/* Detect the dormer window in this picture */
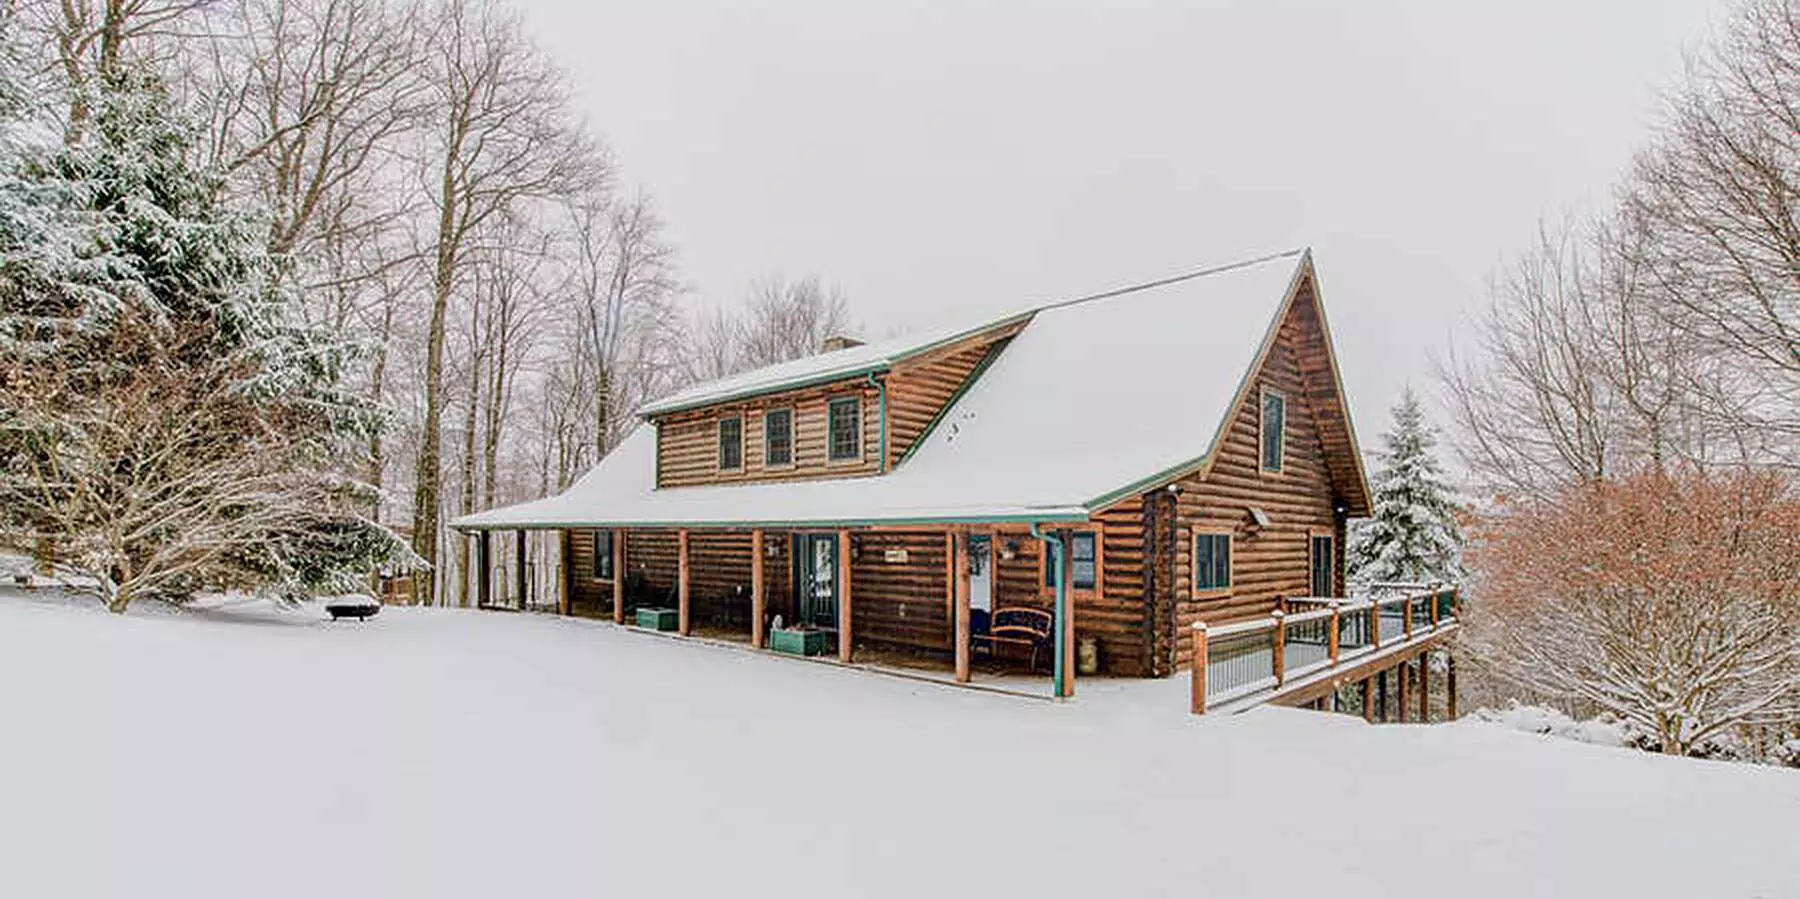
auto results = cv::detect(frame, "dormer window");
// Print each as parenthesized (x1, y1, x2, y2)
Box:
(827, 396, 861, 462)
(763, 408, 793, 468)
(1260, 389, 1285, 473)
(718, 416, 743, 471)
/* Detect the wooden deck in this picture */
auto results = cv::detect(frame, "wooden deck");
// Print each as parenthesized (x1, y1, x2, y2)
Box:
(1190, 586, 1460, 717)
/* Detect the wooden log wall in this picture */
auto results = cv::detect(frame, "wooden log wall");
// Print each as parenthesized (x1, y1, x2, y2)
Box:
(1166, 281, 1348, 671)
(566, 529, 793, 628)
(653, 377, 882, 488)
(884, 339, 1001, 467)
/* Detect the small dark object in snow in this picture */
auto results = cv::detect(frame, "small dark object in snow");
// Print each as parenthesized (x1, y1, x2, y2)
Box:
(325, 599, 380, 621)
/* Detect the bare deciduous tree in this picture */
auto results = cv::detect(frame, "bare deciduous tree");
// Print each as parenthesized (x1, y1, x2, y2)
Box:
(1465, 468, 1800, 756)
(738, 274, 853, 369)
(409, 0, 596, 605)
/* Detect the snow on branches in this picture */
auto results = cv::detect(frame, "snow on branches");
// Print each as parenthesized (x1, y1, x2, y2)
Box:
(1465, 468, 1800, 756)
(1349, 388, 1463, 584)
(0, 57, 417, 611)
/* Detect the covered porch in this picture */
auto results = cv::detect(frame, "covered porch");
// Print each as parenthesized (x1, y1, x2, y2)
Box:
(458, 522, 1107, 699)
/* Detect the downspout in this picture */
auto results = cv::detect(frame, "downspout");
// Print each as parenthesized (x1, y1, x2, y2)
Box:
(866, 372, 889, 472)
(1029, 523, 1069, 699)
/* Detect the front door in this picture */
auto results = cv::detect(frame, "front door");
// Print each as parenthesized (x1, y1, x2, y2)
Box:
(794, 534, 839, 628)
(968, 535, 994, 612)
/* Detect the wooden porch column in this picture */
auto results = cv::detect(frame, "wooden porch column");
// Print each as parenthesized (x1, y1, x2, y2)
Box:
(1396, 658, 1411, 723)
(944, 532, 957, 651)
(837, 529, 853, 663)
(515, 530, 528, 610)
(1190, 621, 1209, 715)
(558, 531, 571, 616)
(476, 531, 492, 609)
(677, 529, 691, 636)
(612, 529, 625, 624)
(1418, 651, 1432, 722)
(1446, 652, 1459, 720)
(953, 530, 971, 683)
(751, 529, 766, 649)
(1361, 677, 1374, 723)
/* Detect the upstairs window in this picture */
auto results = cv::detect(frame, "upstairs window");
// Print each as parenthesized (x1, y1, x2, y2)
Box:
(1043, 531, 1097, 590)
(763, 408, 794, 467)
(1193, 531, 1232, 595)
(593, 531, 614, 581)
(718, 416, 743, 471)
(1260, 389, 1286, 473)
(827, 396, 861, 462)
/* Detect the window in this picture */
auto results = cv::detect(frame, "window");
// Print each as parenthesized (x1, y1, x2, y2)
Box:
(1260, 390, 1286, 473)
(827, 396, 861, 462)
(1310, 533, 1334, 598)
(1193, 532, 1231, 594)
(718, 416, 743, 471)
(1043, 531, 1097, 590)
(593, 531, 614, 581)
(763, 408, 793, 467)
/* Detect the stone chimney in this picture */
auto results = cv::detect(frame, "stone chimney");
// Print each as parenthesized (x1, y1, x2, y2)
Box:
(820, 335, 864, 353)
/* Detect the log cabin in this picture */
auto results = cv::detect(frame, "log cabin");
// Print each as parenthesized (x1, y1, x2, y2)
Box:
(454, 249, 1461, 715)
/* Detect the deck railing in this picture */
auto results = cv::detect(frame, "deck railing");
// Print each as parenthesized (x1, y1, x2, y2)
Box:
(1190, 585, 1459, 715)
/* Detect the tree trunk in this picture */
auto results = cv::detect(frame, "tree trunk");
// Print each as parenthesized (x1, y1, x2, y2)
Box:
(594, 363, 612, 460)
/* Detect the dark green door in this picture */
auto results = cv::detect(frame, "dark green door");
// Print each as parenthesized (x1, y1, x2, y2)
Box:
(793, 534, 839, 628)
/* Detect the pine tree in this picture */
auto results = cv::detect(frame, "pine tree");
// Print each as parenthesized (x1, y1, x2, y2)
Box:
(0, 54, 417, 611)
(1349, 388, 1464, 584)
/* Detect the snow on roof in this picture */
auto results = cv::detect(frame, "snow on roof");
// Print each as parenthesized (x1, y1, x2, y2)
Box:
(456, 249, 1310, 530)
(637, 312, 1028, 417)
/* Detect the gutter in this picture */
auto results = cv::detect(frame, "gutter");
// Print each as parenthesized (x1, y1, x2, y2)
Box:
(1029, 522, 1071, 699)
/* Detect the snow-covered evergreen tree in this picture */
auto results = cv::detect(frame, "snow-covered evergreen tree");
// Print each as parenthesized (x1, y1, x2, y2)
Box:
(1349, 388, 1464, 584)
(0, 47, 417, 611)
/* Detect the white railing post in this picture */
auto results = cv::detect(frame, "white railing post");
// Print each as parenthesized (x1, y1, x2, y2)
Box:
(1190, 621, 1209, 715)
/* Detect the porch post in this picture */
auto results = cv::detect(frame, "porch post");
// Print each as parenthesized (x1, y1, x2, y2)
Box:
(515, 529, 528, 611)
(677, 529, 691, 636)
(1397, 658, 1411, 723)
(1418, 652, 1431, 722)
(1055, 529, 1074, 699)
(476, 530, 492, 609)
(954, 530, 971, 683)
(612, 529, 625, 624)
(751, 529, 766, 649)
(1446, 651, 1459, 720)
(944, 532, 956, 652)
(557, 531, 571, 616)
(1361, 677, 1374, 723)
(837, 529, 853, 663)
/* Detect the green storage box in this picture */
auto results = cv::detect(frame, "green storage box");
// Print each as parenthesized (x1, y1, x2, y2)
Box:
(769, 628, 827, 657)
(636, 607, 679, 631)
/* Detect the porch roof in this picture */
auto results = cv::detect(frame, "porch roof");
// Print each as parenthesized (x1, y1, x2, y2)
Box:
(456, 248, 1354, 531)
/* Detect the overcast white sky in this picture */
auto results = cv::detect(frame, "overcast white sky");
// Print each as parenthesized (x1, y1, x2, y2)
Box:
(517, 0, 1721, 440)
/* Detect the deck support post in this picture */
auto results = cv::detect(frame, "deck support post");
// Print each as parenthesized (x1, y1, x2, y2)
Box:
(515, 530, 528, 610)
(1190, 621, 1209, 715)
(837, 529, 853, 663)
(751, 529, 766, 649)
(1371, 600, 1382, 649)
(953, 530, 971, 683)
(1328, 605, 1341, 665)
(1403, 595, 1414, 641)
(1397, 658, 1411, 723)
(1419, 651, 1431, 722)
(1361, 677, 1374, 723)
(612, 529, 625, 623)
(677, 529, 690, 636)
(1446, 651, 1459, 720)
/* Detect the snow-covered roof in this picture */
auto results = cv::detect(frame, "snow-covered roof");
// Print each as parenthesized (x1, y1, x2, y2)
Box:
(456, 249, 1328, 530)
(637, 313, 1030, 417)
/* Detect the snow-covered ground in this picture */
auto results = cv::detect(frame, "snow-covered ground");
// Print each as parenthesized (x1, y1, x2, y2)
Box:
(3, 590, 1796, 899)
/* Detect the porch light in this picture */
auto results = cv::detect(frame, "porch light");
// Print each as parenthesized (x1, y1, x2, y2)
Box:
(1244, 506, 1272, 536)
(1001, 539, 1019, 560)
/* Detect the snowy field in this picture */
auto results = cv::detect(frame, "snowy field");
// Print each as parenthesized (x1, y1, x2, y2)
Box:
(3, 591, 1797, 899)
